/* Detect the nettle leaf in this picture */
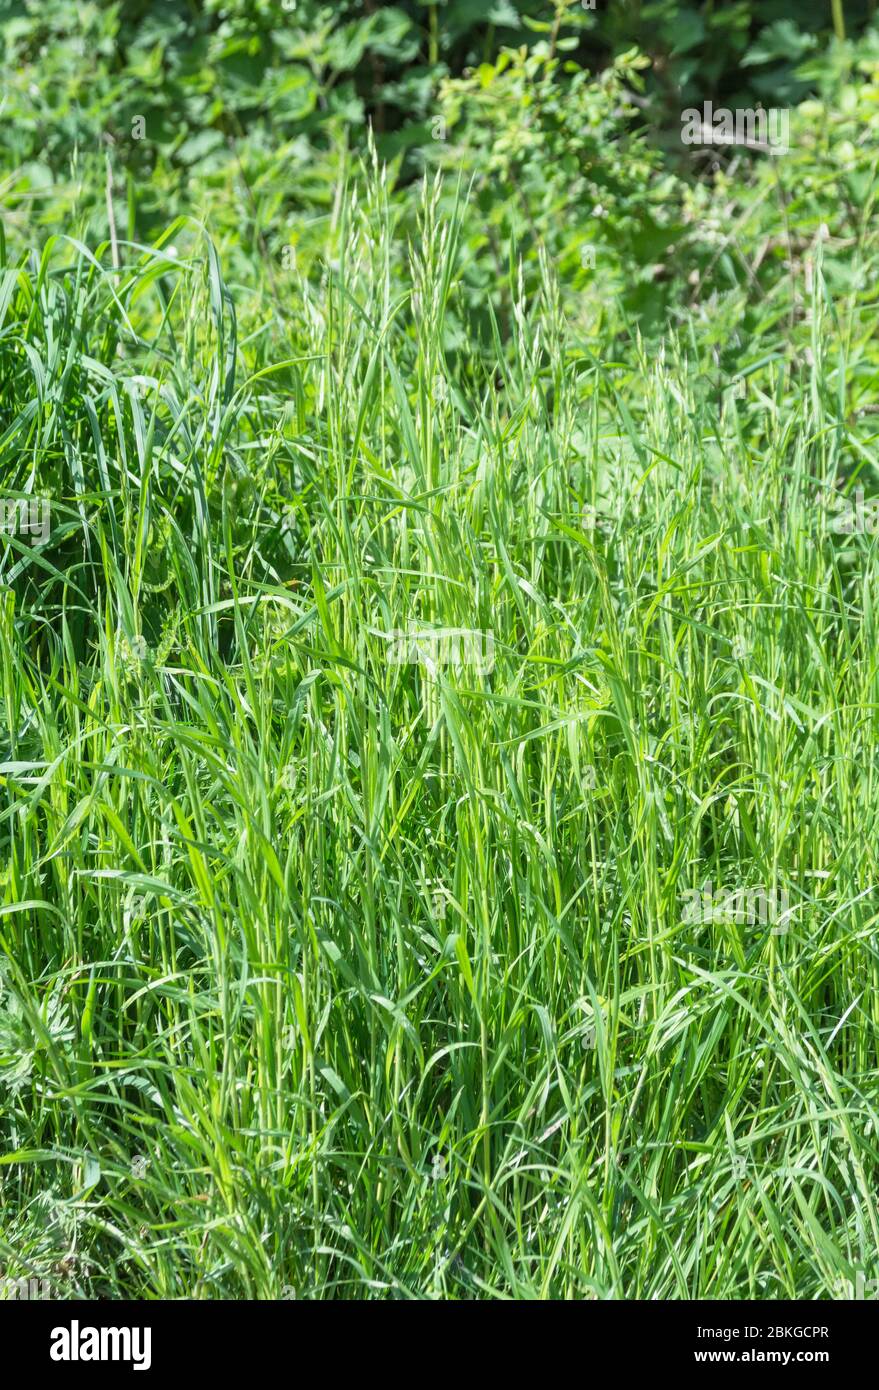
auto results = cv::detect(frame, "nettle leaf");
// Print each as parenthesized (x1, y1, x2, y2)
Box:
(366, 8, 418, 62)
(742, 19, 817, 67)
(667, 10, 706, 57)
(324, 8, 419, 69)
(267, 66, 319, 123)
(214, 39, 267, 101)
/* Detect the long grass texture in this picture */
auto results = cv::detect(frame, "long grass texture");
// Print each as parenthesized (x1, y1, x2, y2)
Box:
(1, 168, 878, 1300)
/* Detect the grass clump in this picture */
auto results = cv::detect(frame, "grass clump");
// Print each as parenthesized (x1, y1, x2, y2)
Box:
(1, 145, 879, 1300)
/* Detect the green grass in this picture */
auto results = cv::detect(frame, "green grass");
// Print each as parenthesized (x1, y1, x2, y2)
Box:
(2, 164, 879, 1301)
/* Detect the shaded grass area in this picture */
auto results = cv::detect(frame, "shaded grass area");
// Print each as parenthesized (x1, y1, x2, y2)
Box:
(1, 167, 879, 1299)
